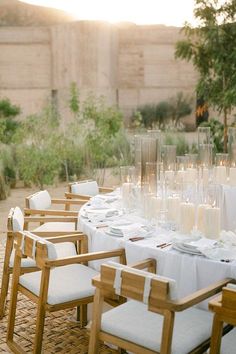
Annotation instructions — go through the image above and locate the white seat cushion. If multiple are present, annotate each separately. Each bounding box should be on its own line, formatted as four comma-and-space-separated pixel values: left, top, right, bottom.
29, 190, 51, 210
9, 242, 77, 267
34, 222, 75, 232
71, 181, 99, 196
221, 328, 236, 354
101, 300, 213, 354
19, 264, 98, 304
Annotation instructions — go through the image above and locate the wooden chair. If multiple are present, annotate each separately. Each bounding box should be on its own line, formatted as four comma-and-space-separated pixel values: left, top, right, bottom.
88, 262, 232, 354
6, 231, 126, 353
0, 206, 86, 319
24, 189, 86, 219
65, 179, 114, 202
209, 283, 236, 354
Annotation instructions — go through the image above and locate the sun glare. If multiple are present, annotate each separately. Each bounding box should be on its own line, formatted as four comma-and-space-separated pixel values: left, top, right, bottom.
19, 0, 195, 26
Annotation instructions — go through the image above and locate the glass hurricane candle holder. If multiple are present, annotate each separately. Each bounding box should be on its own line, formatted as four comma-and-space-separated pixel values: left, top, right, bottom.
141, 136, 158, 183
198, 144, 213, 168
198, 126, 211, 146
162, 145, 176, 172
145, 162, 157, 194
214, 153, 229, 184
120, 165, 136, 184
228, 127, 236, 166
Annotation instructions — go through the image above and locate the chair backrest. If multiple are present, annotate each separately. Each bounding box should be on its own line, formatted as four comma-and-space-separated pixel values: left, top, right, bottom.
222, 283, 236, 316
70, 180, 99, 196
15, 231, 58, 266
26, 190, 52, 210
8, 207, 24, 232
100, 262, 177, 310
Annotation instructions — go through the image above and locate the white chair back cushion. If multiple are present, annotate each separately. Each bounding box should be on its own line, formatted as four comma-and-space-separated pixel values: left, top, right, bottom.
71, 181, 99, 196
28, 190, 51, 210
106, 261, 177, 300
12, 207, 24, 232
21, 231, 57, 260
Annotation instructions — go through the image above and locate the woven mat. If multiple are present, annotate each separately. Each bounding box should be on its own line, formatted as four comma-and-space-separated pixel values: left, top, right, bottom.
0, 245, 117, 354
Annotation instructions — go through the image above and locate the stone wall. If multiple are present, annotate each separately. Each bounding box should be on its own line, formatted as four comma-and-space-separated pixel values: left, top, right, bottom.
0, 22, 198, 126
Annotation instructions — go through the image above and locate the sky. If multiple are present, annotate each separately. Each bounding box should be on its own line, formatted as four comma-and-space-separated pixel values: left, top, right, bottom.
19, 0, 196, 26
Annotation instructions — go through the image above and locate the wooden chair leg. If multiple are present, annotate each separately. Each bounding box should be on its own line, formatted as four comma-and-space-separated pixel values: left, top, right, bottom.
0, 270, 10, 318
33, 266, 50, 353
33, 302, 47, 354
0, 235, 14, 318
160, 310, 175, 354
6, 254, 21, 344
209, 314, 223, 354
88, 288, 104, 354
79, 304, 88, 328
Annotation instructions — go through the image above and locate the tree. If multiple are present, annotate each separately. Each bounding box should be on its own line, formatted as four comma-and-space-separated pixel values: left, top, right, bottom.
175, 0, 236, 151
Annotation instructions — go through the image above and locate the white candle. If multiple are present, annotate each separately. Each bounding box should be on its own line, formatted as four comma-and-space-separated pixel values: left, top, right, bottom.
197, 204, 210, 234
229, 167, 236, 186
214, 166, 227, 184
122, 183, 134, 209
150, 196, 162, 219
180, 202, 195, 234
204, 206, 221, 239
186, 168, 197, 183
143, 193, 153, 219
176, 170, 187, 184
202, 168, 209, 186
167, 196, 180, 223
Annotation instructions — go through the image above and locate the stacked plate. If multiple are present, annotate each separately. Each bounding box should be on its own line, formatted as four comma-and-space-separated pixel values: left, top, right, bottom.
173, 242, 203, 256
106, 222, 133, 237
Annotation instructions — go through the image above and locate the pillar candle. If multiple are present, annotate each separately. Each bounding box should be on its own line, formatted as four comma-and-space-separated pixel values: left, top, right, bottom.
197, 204, 210, 234
204, 206, 221, 239
150, 196, 162, 219
122, 182, 134, 209
186, 168, 197, 183
180, 202, 195, 234
214, 166, 227, 184
229, 167, 236, 186
202, 168, 209, 186
176, 170, 187, 184
167, 196, 180, 223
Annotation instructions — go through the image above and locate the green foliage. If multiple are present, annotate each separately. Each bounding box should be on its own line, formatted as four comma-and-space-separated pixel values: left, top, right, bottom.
69, 82, 80, 119
0, 98, 21, 144
16, 145, 61, 189
175, 0, 236, 150
163, 134, 191, 155
200, 118, 224, 153
133, 92, 192, 129
15, 105, 61, 189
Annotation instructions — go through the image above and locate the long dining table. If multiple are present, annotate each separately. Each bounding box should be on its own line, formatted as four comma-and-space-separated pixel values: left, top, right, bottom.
78, 191, 236, 309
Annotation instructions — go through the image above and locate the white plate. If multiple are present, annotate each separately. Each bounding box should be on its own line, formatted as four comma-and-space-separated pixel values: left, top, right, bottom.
105, 230, 124, 237
173, 243, 203, 256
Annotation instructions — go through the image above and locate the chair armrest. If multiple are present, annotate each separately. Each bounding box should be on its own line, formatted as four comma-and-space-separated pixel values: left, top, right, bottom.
128, 258, 156, 273
65, 192, 90, 200
24, 208, 78, 217
99, 187, 114, 193
24, 216, 78, 223
51, 198, 86, 205
45, 248, 125, 267
170, 278, 233, 311
33, 231, 83, 237
46, 233, 86, 244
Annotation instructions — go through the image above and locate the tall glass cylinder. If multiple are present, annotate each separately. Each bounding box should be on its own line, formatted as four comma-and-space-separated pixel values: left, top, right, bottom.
145, 162, 157, 194
214, 153, 229, 184
198, 126, 211, 146
147, 129, 162, 162
198, 144, 213, 167
162, 145, 176, 171
134, 135, 142, 182
141, 136, 157, 183
228, 127, 236, 166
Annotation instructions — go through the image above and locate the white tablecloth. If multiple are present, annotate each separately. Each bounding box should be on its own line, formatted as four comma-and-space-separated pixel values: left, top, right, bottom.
79, 206, 236, 309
